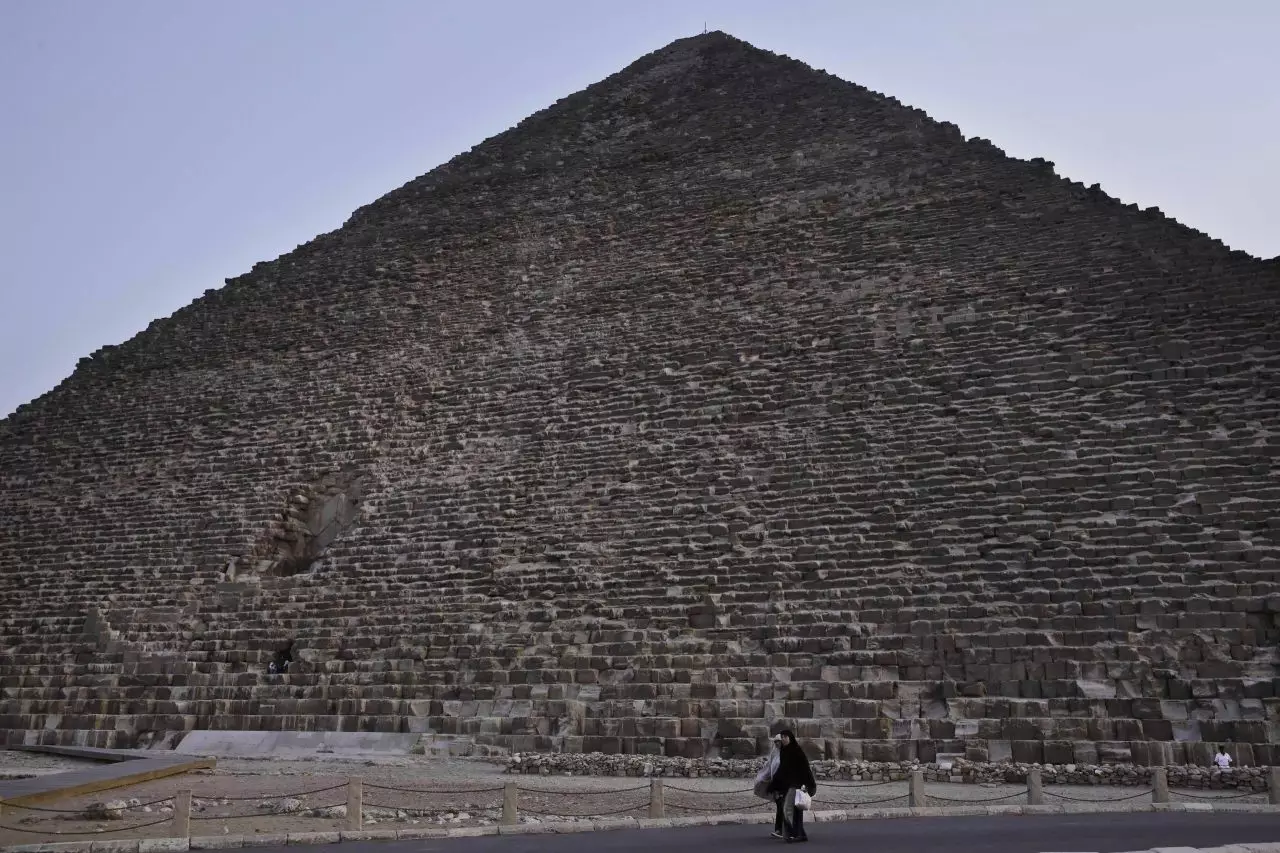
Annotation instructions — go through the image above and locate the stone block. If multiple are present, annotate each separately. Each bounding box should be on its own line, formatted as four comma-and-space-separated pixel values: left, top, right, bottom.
1010, 740, 1043, 764
138, 841, 189, 853
239, 835, 289, 848
441, 826, 497, 838
285, 833, 340, 845
1043, 741, 1074, 764
338, 830, 397, 842
92, 842, 142, 853
189, 839, 244, 851
393, 828, 446, 840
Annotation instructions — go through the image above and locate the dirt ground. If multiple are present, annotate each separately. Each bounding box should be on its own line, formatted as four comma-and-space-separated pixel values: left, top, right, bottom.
0, 752, 1269, 847
0, 752, 102, 778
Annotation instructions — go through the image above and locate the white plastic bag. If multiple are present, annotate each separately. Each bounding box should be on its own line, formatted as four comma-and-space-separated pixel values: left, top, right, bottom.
794, 789, 812, 810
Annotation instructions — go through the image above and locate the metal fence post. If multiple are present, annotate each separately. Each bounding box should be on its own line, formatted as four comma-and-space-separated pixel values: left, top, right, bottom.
173, 790, 191, 838
649, 778, 665, 818
1027, 767, 1043, 805
347, 777, 363, 829
502, 782, 518, 826
909, 770, 926, 807
1153, 767, 1169, 804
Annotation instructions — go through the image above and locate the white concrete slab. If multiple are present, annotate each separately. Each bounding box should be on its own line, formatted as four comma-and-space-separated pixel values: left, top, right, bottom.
173, 731, 422, 758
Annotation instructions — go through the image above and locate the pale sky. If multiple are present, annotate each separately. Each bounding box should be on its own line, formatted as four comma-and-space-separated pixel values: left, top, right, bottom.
1, 0, 1276, 418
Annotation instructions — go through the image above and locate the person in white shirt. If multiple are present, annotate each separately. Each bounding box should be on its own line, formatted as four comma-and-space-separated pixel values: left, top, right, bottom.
1214, 745, 1233, 769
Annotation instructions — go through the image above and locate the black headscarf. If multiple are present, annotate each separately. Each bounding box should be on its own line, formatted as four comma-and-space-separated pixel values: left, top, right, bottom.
767, 729, 817, 794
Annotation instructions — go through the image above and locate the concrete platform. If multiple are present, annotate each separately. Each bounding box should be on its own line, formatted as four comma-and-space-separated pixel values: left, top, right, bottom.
172, 731, 422, 759
0, 746, 214, 806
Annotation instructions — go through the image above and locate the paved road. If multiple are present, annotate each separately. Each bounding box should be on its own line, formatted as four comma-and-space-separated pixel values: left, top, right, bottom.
247, 813, 1280, 853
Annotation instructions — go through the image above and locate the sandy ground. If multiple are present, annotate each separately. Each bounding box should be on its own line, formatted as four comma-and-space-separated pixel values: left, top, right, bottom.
0, 753, 1270, 846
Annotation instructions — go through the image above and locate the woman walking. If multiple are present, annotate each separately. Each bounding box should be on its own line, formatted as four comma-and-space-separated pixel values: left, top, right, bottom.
756, 733, 785, 837
767, 730, 817, 842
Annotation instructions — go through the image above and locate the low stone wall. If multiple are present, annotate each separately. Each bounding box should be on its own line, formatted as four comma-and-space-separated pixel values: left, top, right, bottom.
504, 753, 1272, 791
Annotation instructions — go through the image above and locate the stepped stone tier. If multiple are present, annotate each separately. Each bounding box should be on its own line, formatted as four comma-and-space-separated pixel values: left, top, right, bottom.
2, 31, 1279, 766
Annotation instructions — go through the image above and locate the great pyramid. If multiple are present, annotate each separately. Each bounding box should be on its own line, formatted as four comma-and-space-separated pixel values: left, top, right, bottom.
2, 31, 1278, 767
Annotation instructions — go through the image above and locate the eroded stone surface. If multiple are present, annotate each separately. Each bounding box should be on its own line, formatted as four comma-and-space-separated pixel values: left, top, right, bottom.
0, 31, 1277, 762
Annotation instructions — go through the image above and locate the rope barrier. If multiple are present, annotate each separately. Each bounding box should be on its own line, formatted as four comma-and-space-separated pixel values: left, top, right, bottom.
365, 782, 504, 795
137, 797, 178, 809
5, 774, 1265, 843
660, 782, 754, 794
664, 800, 763, 812
519, 781, 652, 795
0, 816, 174, 836
0, 794, 176, 814
189, 810, 276, 821
1170, 789, 1262, 801
824, 793, 911, 807
0, 799, 179, 819
925, 790, 1028, 804
195, 782, 348, 802
1043, 788, 1152, 803
362, 801, 464, 813
192, 792, 274, 803
822, 780, 897, 789
518, 800, 650, 818
264, 782, 348, 798
3, 803, 119, 815
189, 800, 352, 823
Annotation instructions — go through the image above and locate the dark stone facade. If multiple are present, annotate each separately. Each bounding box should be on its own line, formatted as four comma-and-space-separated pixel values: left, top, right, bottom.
2, 32, 1278, 765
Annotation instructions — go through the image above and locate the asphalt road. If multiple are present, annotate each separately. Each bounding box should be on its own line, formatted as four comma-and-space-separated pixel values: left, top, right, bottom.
247, 812, 1280, 853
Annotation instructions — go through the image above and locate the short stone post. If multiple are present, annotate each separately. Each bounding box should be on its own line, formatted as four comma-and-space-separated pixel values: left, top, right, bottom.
346, 777, 363, 830
649, 778, 665, 819
909, 770, 926, 808
502, 782, 518, 826
1269, 767, 1279, 806
1027, 767, 1043, 805
173, 790, 191, 838
1153, 767, 1169, 804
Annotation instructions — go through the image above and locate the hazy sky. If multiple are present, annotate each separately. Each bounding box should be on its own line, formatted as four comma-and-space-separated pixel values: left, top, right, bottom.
2, 1, 1276, 418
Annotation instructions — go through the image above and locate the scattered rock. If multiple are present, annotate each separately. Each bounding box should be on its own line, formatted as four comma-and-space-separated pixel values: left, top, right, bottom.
504, 754, 1270, 791
261, 797, 304, 814
308, 805, 348, 819
83, 800, 128, 820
